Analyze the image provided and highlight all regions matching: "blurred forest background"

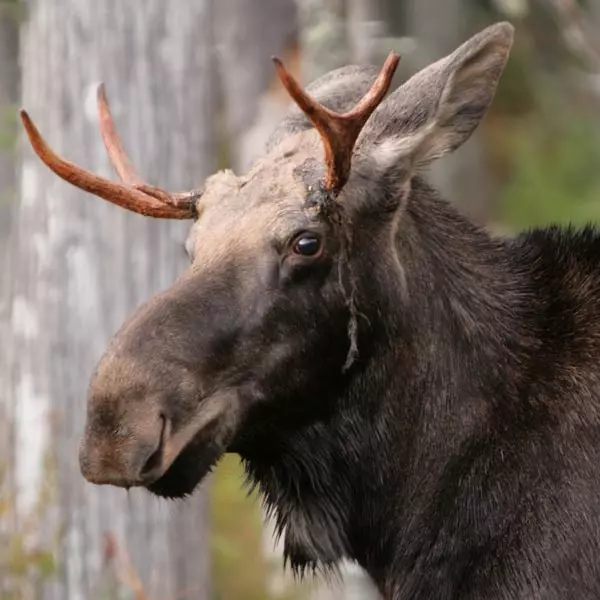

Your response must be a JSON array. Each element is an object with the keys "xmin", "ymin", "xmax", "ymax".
[{"xmin": 0, "ymin": 0, "xmax": 599, "ymax": 598}]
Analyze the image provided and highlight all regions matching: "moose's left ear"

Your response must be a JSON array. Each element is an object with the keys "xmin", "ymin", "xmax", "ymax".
[{"xmin": 363, "ymin": 22, "xmax": 514, "ymax": 171}]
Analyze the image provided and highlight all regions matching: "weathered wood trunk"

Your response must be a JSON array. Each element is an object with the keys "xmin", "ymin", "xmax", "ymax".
[
  {"xmin": 213, "ymin": 0, "xmax": 299, "ymax": 172},
  {"xmin": 8, "ymin": 0, "xmax": 215, "ymax": 597},
  {"xmin": 0, "ymin": 0, "xmax": 20, "ymax": 465}
]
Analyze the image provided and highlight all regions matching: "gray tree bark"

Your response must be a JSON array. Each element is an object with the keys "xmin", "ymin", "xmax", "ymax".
[
  {"xmin": 0, "ymin": 0, "xmax": 20, "ymax": 464},
  {"xmin": 8, "ymin": 0, "xmax": 215, "ymax": 597},
  {"xmin": 0, "ymin": 3, "xmax": 21, "ymax": 590},
  {"xmin": 213, "ymin": 0, "xmax": 299, "ymax": 172}
]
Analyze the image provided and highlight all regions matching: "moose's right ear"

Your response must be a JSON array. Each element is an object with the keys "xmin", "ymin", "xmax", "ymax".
[{"xmin": 363, "ymin": 22, "xmax": 514, "ymax": 173}]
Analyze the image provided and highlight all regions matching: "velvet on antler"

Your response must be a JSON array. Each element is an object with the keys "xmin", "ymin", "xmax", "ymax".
[
  {"xmin": 272, "ymin": 51, "xmax": 400, "ymax": 195},
  {"xmin": 19, "ymin": 85, "xmax": 202, "ymax": 219}
]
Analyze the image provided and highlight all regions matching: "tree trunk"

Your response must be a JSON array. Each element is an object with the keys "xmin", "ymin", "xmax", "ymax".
[
  {"xmin": 213, "ymin": 0, "xmax": 298, "ymax": 173},
  {"xmin": 0, "ymin": 0, "xmax": 20, "ymax": 463},
  {"xmin": 9, "ymin": 0, "xmax": 215, "ymax": 597},
  {"xmin": 0, "ymin": 3, "xmax": 21, "ymax": 590}
]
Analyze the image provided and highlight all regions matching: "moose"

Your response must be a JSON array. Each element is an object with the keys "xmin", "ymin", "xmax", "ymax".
[{"xmin": 20, "ymin": 20, "xmax": 600, "ymax": 599}]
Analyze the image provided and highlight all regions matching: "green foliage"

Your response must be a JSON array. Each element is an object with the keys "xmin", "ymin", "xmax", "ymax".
[
  {"xmin": 0, "ymin": 458, "xmax": 60, "ymax": 599},
  {"xmin": 209, "ymin": 455, "xmax": 309, "ymax": 600},
  {"xmin": 0, "ymin": 103, "xmax": 18, "ymax": 153},
  {"xmin": 0, "ymin": 0, "xmax": 26, "ymax": 25},
  {"xmin": 0, "ymin": 103, "xmax": 18, "ymax": 206},
  {"xmin": 496, "ymin": 114, "xmax": 600, "ymax": 229}
]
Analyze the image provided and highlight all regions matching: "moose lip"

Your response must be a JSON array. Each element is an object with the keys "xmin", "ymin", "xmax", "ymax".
[
  {"xmin": 139, "ymin": 414, "xmax": 169, "ymax": 482},
  {"xmin": 144, "ymin": 415, "xmax": 229, "ymax": 499},
  {"xmin": 142, "ymin": 390, "xmax": 241, "ymax": 498}
]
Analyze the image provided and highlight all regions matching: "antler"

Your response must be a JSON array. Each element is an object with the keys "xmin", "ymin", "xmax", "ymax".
[
  {"xmin": 272, "ymin": 51, "xmax": 400, "ymax": 195},
  {"xmin": 19, "ymin": 84, "xmax": 202, "ymax": 219}
]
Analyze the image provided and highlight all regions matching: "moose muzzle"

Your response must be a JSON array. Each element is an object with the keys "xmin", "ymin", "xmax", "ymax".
[{"xmin": 78, "ymin": 398, "xmax": 171, "ymax": 488}]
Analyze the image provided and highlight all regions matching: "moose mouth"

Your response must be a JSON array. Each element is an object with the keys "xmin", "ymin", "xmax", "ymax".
[
  {"xmin": 145, "ymin": 416, "xmax": 228, "ymax": 498},
  {"xmin": 79, "ymin": 390, "xmax": 240, "ymax": 496},
  {"xmin": 143, "ymin": 391, "xmax": 241, "ymax": 499}
]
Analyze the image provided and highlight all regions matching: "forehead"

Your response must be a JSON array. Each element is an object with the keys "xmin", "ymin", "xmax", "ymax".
[{"xmin": 188, "ymin": 132, "xmax": 323, "ymax": 247}]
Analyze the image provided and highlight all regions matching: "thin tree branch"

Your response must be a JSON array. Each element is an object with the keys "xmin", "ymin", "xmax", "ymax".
[{"xmin": 103, "ymin": 532, "xmax": 149, "ymax": 600}]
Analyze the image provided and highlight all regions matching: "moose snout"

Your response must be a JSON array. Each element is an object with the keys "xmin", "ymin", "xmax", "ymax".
[
  {"xmin": 78, "ymin": 284, "xmax": 208, "ymax": 489},
  {"xmin": 79, "ymin": 411, "xmax": 170, "ymax": 488}
]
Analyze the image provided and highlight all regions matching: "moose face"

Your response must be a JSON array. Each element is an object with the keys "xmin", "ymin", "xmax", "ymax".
[
  {"xmin": 78, "ymin": 137, "xmax": 357, "ymax": 498},
  {"xmin": 20, "ymin": 22, "xmax": 514, "ymax": 498}
]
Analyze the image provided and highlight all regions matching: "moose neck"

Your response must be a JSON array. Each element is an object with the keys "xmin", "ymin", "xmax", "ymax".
[{"xmin": 240, "ymin": 177, "xmax": 534, "ymax": 592}]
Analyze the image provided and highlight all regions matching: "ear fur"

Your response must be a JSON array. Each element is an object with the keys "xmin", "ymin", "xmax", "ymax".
[{"xmin": 362, "ymin": 22, "xmax": 514, "ymax": 172}]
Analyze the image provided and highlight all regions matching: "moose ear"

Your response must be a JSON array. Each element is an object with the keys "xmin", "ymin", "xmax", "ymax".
[{"xmin": 365, "ymin": 22, "xmax": 514, "ymax": 171}]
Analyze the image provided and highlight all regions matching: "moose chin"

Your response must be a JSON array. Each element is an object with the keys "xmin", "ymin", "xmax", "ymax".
[{"xmin": 20, "ymin": 19, "xmax": 600, "ymax": 600}]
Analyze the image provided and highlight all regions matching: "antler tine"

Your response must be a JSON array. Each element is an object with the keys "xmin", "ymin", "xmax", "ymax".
[
  {"xmin": 96, "ymin": 84, "xmax": 203, "ymax": 211},
  {"xmin": 97, "ymin": 83, "xmax": 144, "ymax": 186},
  {"xmin": 19, "ymin": 109, "xmax": 195, "ymax": 219},
  {"xmin": 273, "ymin": 51, "xmax": 400, "ymax": 194}
]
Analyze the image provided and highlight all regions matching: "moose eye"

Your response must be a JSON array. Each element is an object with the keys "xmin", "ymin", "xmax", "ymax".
[{"xmin": 293, "ymin": 234, "xmax": 322, "ymax": 257}]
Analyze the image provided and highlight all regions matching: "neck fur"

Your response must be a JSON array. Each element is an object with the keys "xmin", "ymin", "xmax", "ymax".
[{"xmin": 242, "ymin": 178, "xmax": 537, "ymax": 591}]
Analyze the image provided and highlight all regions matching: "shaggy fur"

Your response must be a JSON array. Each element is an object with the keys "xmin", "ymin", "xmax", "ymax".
[{"xmin": 237, "ymin": 177, "xmax": 600, "ymax": 598}]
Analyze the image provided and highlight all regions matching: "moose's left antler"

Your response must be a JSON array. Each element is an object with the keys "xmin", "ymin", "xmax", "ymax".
[
  {"xmin": 272, "ymin": 51, "xmax": 400, "ymax": 195},
  {"xmin": 19, "ymin": 85, "xmax": 202, "ymax": 219}
]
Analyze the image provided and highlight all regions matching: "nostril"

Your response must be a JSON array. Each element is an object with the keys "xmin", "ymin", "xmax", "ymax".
[{"xmin": 140, "ymin": 414, "xmax": 167, "ymax": 478}]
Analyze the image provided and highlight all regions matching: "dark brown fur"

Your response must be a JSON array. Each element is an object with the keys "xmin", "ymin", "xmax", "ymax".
[{"xmin": 78, "ymin": 22, "xmax": 600, "ymax": 599}]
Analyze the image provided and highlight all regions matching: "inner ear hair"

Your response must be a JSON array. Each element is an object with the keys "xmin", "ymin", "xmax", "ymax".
[{"xmin": 361, "ymin": 22, "xmax": 514, "ymax": 176}]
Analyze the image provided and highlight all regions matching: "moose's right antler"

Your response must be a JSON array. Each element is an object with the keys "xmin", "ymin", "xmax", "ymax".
[
  {"xmin": 273, "ymin": 51, "xmax": 400, "ymax": 196},
  {"xmin": 19, "ymin": 85, "xmax": 202, "ymax": 219}
]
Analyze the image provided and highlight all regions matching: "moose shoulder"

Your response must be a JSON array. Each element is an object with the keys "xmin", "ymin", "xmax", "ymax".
[{"xmin": 21, "ymin": 21, "xmax": 600, "ymax": 600}]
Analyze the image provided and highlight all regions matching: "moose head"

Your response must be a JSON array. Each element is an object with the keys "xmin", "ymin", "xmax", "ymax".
[{"xmin": 21, "ymin": 21, "xmax": 516, "ymax": 579}]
